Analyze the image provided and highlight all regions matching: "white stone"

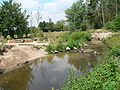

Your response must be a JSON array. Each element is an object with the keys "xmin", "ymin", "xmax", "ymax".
[{"xmin": 66, "ymin": 47, "xmax": 71, "ymax": 51}]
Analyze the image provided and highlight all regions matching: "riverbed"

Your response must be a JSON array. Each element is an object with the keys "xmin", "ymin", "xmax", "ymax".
[{"xmin": 0, "ymin": 41, "xmax": 106, "ymax": 90}]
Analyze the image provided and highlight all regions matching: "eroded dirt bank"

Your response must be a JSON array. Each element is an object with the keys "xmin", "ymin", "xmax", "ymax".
[{"xmin": 0, "ymin": 46, "xmax": 47, "ymax": 73}]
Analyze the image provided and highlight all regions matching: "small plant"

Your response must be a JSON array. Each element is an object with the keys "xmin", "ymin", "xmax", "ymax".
[
  {"xmin": 6, "ymin": 35, "xmax": 12, "ymax": 40},
  {"xmin": 45, "ymin": 45, "xmax": 55, "ymax": 54},
  {"xmin": 55, "ymin": 43, "xmax": 66, "ymax": 52}
]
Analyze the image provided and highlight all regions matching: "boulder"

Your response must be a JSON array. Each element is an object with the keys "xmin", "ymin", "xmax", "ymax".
[
  {"xmin": 73, "ymin": 47, "xmax": 77, "ymax": 50},
  {"xmin": 66, "ymin": 47, "xmax": 71, "ymax": 51}
]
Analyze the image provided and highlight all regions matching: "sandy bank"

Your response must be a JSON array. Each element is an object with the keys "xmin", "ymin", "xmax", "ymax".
[{"xmin": 0, "ymin": 46, "xmax": 47, "ymax": 73}]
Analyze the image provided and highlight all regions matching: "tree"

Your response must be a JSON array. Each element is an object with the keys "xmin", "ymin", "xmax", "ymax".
[
  {"xmin": 0, "ymin": 0, "xmax": 29, "ymax": 38},
  {"xmin": 53, "ymin": 20, "xmax": 65, "ymax": 31},
  {"xmin": 35, "ymin": 8, "xmax": 42, "ymax": 27},
  {"xmin": 65, "ymin": 0, "xmax": 120, "ymax": 30},
  {"xmin": 65, "ymin": 0, "xmax": 87, "ymax": 31}
]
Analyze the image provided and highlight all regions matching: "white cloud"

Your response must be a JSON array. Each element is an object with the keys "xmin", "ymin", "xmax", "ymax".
[
  {"xmin": 15, "ymin": 0, "xmax": 77, "ymax": 26},
  {"xmin": 16, "ymin": 0, "xmax": 40, "ymax": 11},
  {"xmin": 42, "ymin": 0, "xmax": 77, "ymax": 23}
]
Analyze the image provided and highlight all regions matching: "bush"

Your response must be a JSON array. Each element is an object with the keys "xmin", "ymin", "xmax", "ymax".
[
  {"xmin": 102, "ymin": 34, "xmax": 120, "ymax": 48},
  {"xmin": 6, "ymin": 35, "xmax": 12, "ymax": 40},
  {"xmin": 55, "ymin": 43, "xmax": 66, "ymax": 52},
  {"xmin": 66, "ymin": 39, "xmax": 75, "ymax": 49},
  {"xmin": 45, "ymin": 45, "xmax": 55, "ymax": 54},
  {"xmin": 45, "ymin": 31, "xmax": 91, "ymax": 53},
  {"xmin": 0, "ymin": 36, "xmax": 6, "ymax": 42},
  {"xmin": 110, "ymin": 45, "xmax": 120, "ymax": 57},
  {"xmin": 105, "ymin": 14, "xmax": 120, "ymax": 31},
  {"xmin": 71, "ymin": 32, "xmax": 91, "ymax": 41}
]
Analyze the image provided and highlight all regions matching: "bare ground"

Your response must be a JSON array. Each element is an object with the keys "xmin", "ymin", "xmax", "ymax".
[{"xmin": 0, "ymin": 46, "xmax": 47, "ymax": 70}]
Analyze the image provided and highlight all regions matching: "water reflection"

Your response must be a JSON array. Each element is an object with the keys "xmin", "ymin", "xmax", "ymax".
[{"xmin": 0, "ymin": 52, "xmax": 99, "ymax": 90}]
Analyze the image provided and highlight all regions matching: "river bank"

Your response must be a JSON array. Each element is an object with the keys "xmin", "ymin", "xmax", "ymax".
[{"xmin": 0, "ymin": 46, "xmax": 47, "ymax": 74}]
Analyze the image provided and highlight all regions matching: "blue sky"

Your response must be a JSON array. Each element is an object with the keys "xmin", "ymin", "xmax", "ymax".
[{"xmin": 0, "ymin": 0, "xmax": 77, "ymax": 26}]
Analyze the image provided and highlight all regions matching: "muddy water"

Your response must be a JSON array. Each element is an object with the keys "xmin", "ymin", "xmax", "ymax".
[{"xmin": 0, "ymin": 41, "xmax": 106, "ymax": 90}]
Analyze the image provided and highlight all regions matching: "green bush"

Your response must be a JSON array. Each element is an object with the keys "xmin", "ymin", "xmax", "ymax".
[
  {"xmin": 45, "ymin": 45, "xmax": 55, "ymax": 54},
  {"xmin": 60, "ymin": 32, "xmax": 71, "ymax": 42},
  {"xmin": 110, "ymin": 45, "xmax": 120, "ymax": 57},
  {"xmin": 105, "ymin": 14, "xmax": 120, "ymax": 31},
  {"xmin": 102, "ymin": 34, "xmax": 120, "ymax": 48},
  {"xmin": 6, "ymin": 35, "xmax": 12, "ymax": 40},
  {"xmin": 45, "ymin": 31, "xmax": 91, "ymax": 53},
  {"xmin": 66, "ymin": 39, "xmax": 75, "ymax": 49},
  {"xmin": 71, "ymin": 32, "xmax": 91, "ymax": 41},
  {"xmin": 55, "ymin": 43, "xmax": 66, "ymax": 52}
]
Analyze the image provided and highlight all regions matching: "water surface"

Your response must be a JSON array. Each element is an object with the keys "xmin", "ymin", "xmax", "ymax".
[{"xmin": 0, "ymin": 41, "xmax": 106, "ymax": 90}]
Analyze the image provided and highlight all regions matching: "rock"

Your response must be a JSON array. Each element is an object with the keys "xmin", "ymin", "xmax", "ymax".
[
  {"xmin": 83, "ymin": 49, "xmax": 94, "ymax": 53},
  {"xmin": 53, "ymin": 50, "xmax": 59, "ymax": 53},
  {"xmin": 80, "ymin": 48, "xmax": 84, "ymax": 52},
  {"xmin": 73, "ymin": 47, "xmax": 77, "ymax": 50},
  {"xmin": 94, "ymin": 51, "xmax": 99, "ymax": 55},
  {"xmin": 66, "ymin": 47, "xmax": 71, "ymax": 51},
  {"xmin": 84, "ymin": 44, "xmax": 88, "ymax": 47},
  {"xmin": 0, "ymin": 69, "xmax": 4, "ymax": 74}
]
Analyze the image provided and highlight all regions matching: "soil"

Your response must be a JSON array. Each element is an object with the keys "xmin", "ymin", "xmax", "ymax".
[{"xmin": 0, "ymin": 46, "xmax": 47, "ymax": 72}]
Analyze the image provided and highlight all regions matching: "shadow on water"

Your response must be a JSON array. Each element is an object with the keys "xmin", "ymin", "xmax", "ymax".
[{"xmin": 0, "ymin": 41, "xmax": 106, "ymax": 90}]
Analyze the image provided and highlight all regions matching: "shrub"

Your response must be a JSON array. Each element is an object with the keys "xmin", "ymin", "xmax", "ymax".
[
  {"xmin": 102, "ymin": 34, "xmax": 120, "ymax": 48},
  {"xmin": 66, "ymin": 39, "xmax": 75, "ymax": 49},
  {"xmin": 110, "ymin": 45, "xmax": 120, "ymax": 57},
  {"xmin": 45, "ymin": 45, "xmax": 55, "ymax": 54},
  {"xmin": 60, "ymin": 32, "xmax": 71, "ymax": 42},
  {"xmin": 6, "ymin": 35, "xmax": 12, "ymax": 40},
  {"xmin": 55, "ymin": 43, "xmax": 66, "ymax": 52},
  {"xmin": 105, "ymin": 14, "xmax": 120, "ymax": 31},
  {"xmin": 0, "ymin": 36, "xmax": 6, "ymax": 42}
]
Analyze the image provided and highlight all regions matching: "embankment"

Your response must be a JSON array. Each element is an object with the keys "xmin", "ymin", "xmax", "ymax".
[{"xmin": 0, "ymin": 46, "xmax": 47, "ymax": 74}]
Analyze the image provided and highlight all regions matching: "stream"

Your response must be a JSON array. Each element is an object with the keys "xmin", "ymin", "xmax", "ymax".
[{"xmin": 0, "ymin": 40, "xmax": 106, "ymax": 90}]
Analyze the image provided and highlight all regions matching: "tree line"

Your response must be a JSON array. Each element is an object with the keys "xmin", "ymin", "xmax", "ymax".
[
  {"xmin": 38, "ymin": 19, "xmax": 70, "ymax": 32},
  {"xmin": 0, "ymin": 0, "xmax": 120, "ymax": 38},
  {"xmin": 65, "ymin": 0, "xmax": 120, "ymax": 31}
]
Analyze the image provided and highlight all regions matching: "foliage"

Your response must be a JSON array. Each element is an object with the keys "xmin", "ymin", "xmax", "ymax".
[
  {"xmin": 29, "ymin": 27, "xmax": 44, "ymax": 41},
  {"xmin": 105, "ymin": 14, "xmax": 120, "ymax": 31},
  {"xmin": 45, "ymin": 45, "xmax": 55, "ymax": 54},
  {"xmin": 65, "ymin": 0, "xmax": 87, "ymax": 31},
  {"xmin": 61, "ymin": 34, "xmax": 120, "ymax": 90},
  {"xmin": 55, "ymin": 43, "xmax": 65, "ymax": 52},
  {"xmin": 45, "ymin": 31, "xmax": 91, "ymax": 53},
  {"xmin": 0, "ymin": 0, "xmax": 29, "ymax": 38},
  {"xmin": 102, "ymin": 34, "xmax": 120, "ymax": 48},
  {"xmin": 0, "ymin": 36, "xmax": 6, "ymax": 42},
  {"xmin": 65, "ymin": 0, "xmax": 120, "ymax": 31},
  {"xmin": 39, "ymin": 20, "xmax": 70, "ymax": 32},
  {"xmin": 6, "ymin": 35, "xmax": 12, "ymax": 40}
]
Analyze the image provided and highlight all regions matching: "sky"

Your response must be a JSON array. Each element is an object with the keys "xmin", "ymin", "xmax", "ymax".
[{"xmin": 0, "ymin": 0, "xmax": 78, "ymax": 26}]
